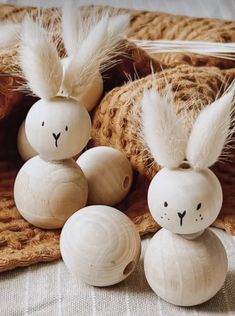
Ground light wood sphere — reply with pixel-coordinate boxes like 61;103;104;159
148;166;222;234
61;57;103;112
25;97;91;161
77;146;133;205
14;156;88;229
17;120;37;161
144;228;228;306
60;205;141;286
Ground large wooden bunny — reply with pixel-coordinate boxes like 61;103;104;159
14;5;129;229
142;82;235;306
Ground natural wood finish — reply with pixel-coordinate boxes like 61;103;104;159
60;205;141;286
144;228;228;306
77;147;133;206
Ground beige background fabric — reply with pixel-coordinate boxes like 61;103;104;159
0;228;234;316
0;0;235;315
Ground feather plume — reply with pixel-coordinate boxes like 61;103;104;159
186;81;235;169
62;0;79;56
108;15;129;38
62;10;129;100
0;23;21;49
132;39;235;61
141;86;188;168
19;16;63;99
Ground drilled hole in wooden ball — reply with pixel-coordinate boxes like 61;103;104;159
123;260;135;275
123;176;130;189
179;162;190;169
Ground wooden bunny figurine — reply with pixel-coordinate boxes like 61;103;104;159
16;3;129;161
142;82;235;306
14;5;129;229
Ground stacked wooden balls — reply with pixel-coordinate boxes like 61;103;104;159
17;111;139;284
14;98;91;229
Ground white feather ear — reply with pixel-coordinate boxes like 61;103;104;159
141;86;188;168
62;10;129;99
107;15;129;38
62;14;108;97
20;16;63;99
186;83;235;169
62;0;79;56
0;23;21;49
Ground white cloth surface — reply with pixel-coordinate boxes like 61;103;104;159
0;228;234;316
0;0;235;315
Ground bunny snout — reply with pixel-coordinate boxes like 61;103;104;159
177;210;186;226
52;132;61;148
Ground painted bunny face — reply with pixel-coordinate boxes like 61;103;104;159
25;98;91;160
148;166;223;234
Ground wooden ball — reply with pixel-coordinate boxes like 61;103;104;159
77;146;133;205
78;72;103;112
17;120;37;161
60;205;141;286
144;228;228;306
61;57;103;112
25;97;91;161
148;167;222;234
14;156;88;229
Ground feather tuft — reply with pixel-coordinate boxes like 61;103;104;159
19;16;63;99
62;0;79;56
62;9;129;100
186;81;235;169
132;39;235;61
141;86;188;168
108;14;129;38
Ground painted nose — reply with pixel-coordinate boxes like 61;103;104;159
52;132;61;148
177;210;186;226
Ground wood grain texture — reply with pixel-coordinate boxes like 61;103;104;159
60;205;141;286
77;147;133;206
144;228;228;306
0;160;61;272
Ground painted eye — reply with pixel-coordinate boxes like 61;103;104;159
164;201;168;207
197;203;202;210
42;121;45;126
65;126;68;131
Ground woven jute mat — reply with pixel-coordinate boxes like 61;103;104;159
0;4;235;272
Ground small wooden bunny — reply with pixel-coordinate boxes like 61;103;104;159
142;81;234;306
16;3;129;161
14;5;129;229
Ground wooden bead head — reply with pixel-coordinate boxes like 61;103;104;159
25;98;91;161
148;166;222;234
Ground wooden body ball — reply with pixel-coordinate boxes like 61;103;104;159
61;57;103;112
17;120;37;161
14;156;88;229
60;205;141;286
144;228;228;306
77;146;133;205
